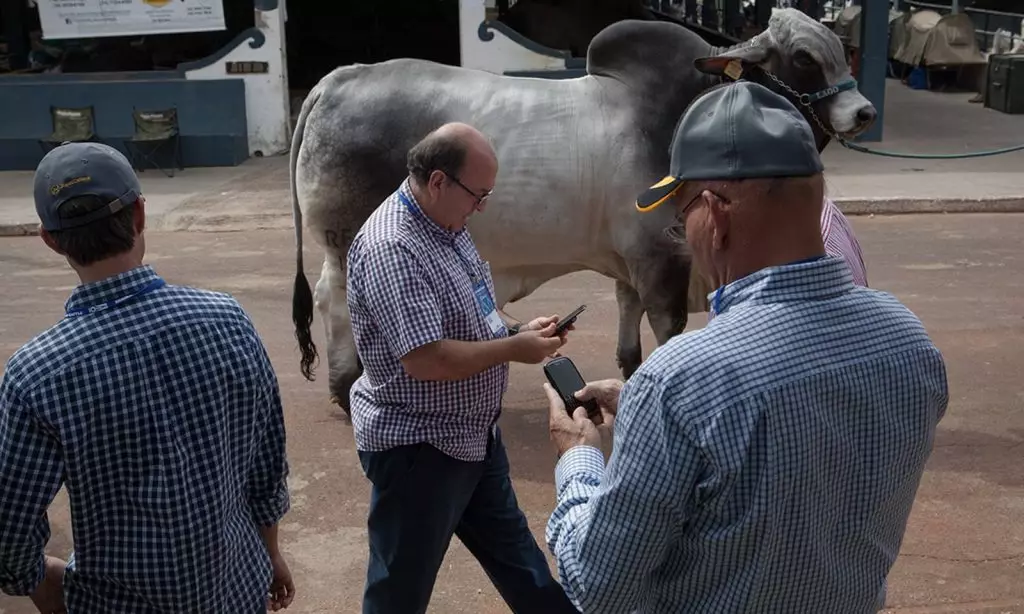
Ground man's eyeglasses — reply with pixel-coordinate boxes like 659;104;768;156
664;186;730;243
445;172;492;207
680;186;730;217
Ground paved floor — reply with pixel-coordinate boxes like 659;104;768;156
1;213;1022;613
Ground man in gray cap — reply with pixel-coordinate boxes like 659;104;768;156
0;143;295;613
541;82;949;613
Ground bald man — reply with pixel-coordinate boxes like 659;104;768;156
542;83;947;613
345;123;579;613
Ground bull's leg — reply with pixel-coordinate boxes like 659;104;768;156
637;267;692;348
687;269;713;314
314;253;362;417
615;281;645;378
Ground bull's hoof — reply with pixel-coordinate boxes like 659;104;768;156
616;345;643;379
328;394;353;424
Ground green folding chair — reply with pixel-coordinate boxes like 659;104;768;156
125;107;183;177
39;106;96;152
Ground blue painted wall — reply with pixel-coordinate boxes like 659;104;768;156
0;74;249;171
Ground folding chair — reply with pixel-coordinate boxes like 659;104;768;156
39;106;96;152
125;107;183;178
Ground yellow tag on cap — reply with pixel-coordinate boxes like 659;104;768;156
724;59;743;80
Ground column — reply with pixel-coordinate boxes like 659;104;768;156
857;0;888;141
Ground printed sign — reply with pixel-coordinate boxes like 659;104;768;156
37;0;226;40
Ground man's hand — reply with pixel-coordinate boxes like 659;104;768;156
544;382;604;457
573;379;625;426
29;556;67;614
509;323;567;364
523;314;574;337
267;552;295;611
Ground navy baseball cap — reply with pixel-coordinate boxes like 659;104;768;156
636;80;824;212
33;142;142;231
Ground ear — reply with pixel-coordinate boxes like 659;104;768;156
427;169;446;192
134;197;147;234
694;43;773;79
40;228;66;256
705;191;731;251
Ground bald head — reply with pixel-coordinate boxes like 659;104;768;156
406;122;499;232
407;122;497;184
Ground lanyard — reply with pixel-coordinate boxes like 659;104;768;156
65;278;167;318
398;191;480;283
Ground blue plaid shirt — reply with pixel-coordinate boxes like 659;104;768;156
547;257;949;613
0;265;290;613
346;179;509;462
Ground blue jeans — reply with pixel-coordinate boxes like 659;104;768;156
358;426;578;614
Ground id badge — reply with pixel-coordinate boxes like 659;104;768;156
473;281;505;336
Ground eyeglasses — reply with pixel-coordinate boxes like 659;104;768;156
680;186;730;217
445;172;492;207
664;186;731;243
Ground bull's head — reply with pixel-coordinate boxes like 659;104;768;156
693;8;876;151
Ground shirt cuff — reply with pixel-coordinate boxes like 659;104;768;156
249;480;291;527
554;445;606;492
0;553;45;597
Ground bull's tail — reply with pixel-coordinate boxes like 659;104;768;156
291;87;324;381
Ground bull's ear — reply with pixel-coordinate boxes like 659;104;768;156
694;44;772;78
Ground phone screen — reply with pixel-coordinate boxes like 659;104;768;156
545;358;587;403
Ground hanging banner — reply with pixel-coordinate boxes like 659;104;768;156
37;0;227;40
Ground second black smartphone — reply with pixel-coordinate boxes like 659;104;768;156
543;356;600;417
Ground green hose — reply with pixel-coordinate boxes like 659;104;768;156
840;140;1024;159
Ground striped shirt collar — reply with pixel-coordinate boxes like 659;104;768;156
709;256;854;318
64;264;159;314
398;178;463;240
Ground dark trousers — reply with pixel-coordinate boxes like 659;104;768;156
358;426;579;614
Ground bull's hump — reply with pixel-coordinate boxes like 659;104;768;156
587;19;710;83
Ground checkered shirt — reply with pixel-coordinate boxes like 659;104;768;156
346;179;509;462
0;265;290;613
822;197;869;287
547;257;949;614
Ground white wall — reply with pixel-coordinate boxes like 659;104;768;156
460;0;573;74
184;1;291;158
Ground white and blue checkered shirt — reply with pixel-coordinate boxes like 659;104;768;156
0;265;290;613
546;256;949;613
346;179;509;462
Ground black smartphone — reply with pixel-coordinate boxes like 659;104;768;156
553;304;586;335
543;356;600;417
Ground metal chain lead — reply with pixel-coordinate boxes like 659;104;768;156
761;70;850;146
757;67;1024;159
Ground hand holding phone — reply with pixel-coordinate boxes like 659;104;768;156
543;356;600;418
553;304;586;336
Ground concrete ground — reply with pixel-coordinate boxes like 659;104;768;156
1;213;1023;613
2;79;1024;237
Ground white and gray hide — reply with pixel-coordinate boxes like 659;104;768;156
289;8;877;412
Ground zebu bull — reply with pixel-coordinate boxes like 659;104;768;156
290;9;876;412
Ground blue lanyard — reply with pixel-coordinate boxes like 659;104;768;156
398;191;480;283
65;278;167;318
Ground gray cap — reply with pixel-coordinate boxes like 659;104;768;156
33;142;142;231
636;80;823;212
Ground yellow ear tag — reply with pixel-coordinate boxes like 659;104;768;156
724;59;743;80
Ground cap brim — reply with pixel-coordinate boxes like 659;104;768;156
636;175;685;213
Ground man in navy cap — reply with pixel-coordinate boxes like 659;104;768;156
541;82;949;613
0;143;295;613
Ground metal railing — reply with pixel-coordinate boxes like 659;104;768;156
904;0;1023;52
